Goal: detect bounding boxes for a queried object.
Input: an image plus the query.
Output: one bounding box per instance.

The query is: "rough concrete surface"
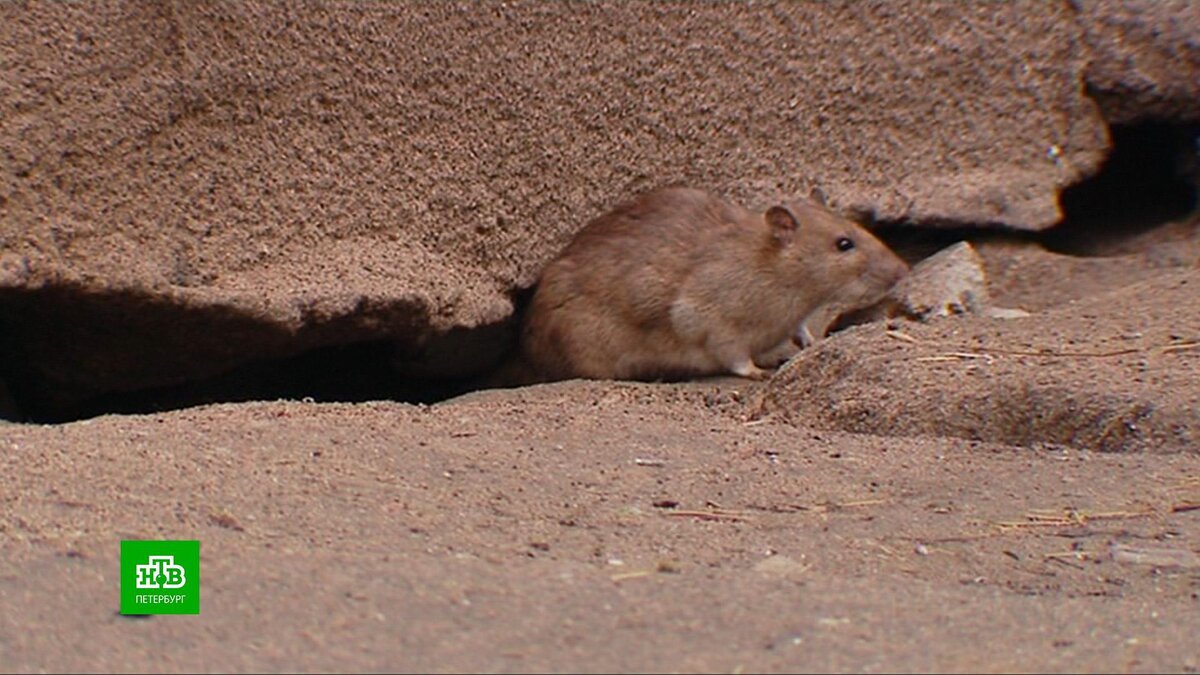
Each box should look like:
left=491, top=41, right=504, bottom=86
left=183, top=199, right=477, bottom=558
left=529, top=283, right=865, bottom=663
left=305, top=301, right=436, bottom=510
left=1080, top=0, right=1200, bottom=124
left=3, top=0, right=1197, bottom=403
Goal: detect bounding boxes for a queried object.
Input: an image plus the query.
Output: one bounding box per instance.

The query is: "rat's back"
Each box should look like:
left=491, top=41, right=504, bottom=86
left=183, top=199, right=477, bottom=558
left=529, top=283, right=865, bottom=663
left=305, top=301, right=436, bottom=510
left=521, top=188, right=749, bottom=380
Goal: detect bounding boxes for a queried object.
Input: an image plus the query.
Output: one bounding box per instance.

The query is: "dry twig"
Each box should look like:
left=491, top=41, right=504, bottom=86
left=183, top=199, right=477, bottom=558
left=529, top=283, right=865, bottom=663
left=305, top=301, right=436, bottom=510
left=995, top=507, right=1155, bottom=531
left=664, top=509, right=750, bottom=522
left=885, top=329, right=921, bottom=344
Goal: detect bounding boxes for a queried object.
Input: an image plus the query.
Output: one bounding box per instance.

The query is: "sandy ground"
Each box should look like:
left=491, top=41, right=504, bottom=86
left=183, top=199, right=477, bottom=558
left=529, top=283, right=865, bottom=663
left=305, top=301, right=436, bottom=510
left=2, top=221, right=1200, bottom=673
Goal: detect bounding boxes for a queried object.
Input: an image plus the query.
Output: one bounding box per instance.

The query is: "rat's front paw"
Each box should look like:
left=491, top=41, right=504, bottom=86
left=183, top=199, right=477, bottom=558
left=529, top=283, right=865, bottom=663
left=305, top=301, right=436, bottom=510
left=730, top=359, right=770, bottom=380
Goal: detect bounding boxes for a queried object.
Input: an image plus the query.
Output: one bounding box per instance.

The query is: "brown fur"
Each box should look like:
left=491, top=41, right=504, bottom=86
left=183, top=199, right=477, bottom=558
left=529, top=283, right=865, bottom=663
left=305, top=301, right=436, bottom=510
left=520, top=187, right=908, bottom=381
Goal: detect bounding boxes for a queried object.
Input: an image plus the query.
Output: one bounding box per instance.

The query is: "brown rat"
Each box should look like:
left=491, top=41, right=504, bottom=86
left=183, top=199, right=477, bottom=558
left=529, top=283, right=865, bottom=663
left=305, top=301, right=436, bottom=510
left=519, top=186, right=908, bottom=381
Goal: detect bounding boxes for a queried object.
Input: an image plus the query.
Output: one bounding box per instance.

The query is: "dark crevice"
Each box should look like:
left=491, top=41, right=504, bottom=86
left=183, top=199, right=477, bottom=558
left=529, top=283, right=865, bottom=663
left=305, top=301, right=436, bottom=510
left=0, top=289, right=530, bottom=424
left=871, top=222, right=1038, bottom=268
left=26, top=340, right=484, bottom=424
left=875, top=121, right=1199, bottom=261
left=1046, top=123, right=1198, bottom=255
left=2, top=326, right=522, bottom=424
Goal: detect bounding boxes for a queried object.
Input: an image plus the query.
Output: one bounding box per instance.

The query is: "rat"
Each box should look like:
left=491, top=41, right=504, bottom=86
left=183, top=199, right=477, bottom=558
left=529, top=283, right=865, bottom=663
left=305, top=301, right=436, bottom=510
left=518, top=186, right=909, bottom=382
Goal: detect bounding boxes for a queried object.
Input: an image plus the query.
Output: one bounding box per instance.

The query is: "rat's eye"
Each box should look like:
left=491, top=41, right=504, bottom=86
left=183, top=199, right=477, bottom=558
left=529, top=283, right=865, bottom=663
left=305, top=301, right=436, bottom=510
left=836, top=236, right=855, bottom=252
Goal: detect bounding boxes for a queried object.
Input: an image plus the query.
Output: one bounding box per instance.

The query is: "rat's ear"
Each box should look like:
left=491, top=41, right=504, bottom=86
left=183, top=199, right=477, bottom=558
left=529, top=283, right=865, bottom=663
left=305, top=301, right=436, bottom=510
left=808, top=187, right=828, bottom=206
left=766, top=206, right=799, bottom=246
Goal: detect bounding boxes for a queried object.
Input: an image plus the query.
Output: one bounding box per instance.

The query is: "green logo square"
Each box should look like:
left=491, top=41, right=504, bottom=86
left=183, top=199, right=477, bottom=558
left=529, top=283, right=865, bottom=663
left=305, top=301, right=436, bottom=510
left=120, top=540, right=200, bottom=615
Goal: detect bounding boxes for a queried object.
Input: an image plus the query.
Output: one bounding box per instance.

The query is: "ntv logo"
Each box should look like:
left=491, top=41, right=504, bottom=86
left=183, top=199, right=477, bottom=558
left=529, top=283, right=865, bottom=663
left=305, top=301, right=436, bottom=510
left=135, top=555, right=187, bottom=589
left=120, top=540, right=199, bottom=614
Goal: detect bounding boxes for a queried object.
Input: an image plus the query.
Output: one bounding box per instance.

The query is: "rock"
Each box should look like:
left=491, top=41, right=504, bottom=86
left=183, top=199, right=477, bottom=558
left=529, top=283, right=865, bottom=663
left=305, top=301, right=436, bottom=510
left=891, top=241, right=1030, bottom=321
left=753, top=555, right=811, bottom=580
left=894, top=242, right=990, bottom=319
left=1080, top=0, right=1200, bottom=124
left=1111, top=543, right=1200, bottom=569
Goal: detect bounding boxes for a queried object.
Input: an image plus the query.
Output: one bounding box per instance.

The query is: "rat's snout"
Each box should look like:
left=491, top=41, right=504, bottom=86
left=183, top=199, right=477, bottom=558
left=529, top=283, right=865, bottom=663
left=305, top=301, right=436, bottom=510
left=873, top=252, right=909, bottom=290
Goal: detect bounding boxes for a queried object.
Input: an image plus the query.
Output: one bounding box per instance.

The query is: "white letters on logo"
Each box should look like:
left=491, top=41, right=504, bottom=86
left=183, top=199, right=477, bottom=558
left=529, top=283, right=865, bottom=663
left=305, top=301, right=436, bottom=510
left=134, top=555, right=187, bottom=589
